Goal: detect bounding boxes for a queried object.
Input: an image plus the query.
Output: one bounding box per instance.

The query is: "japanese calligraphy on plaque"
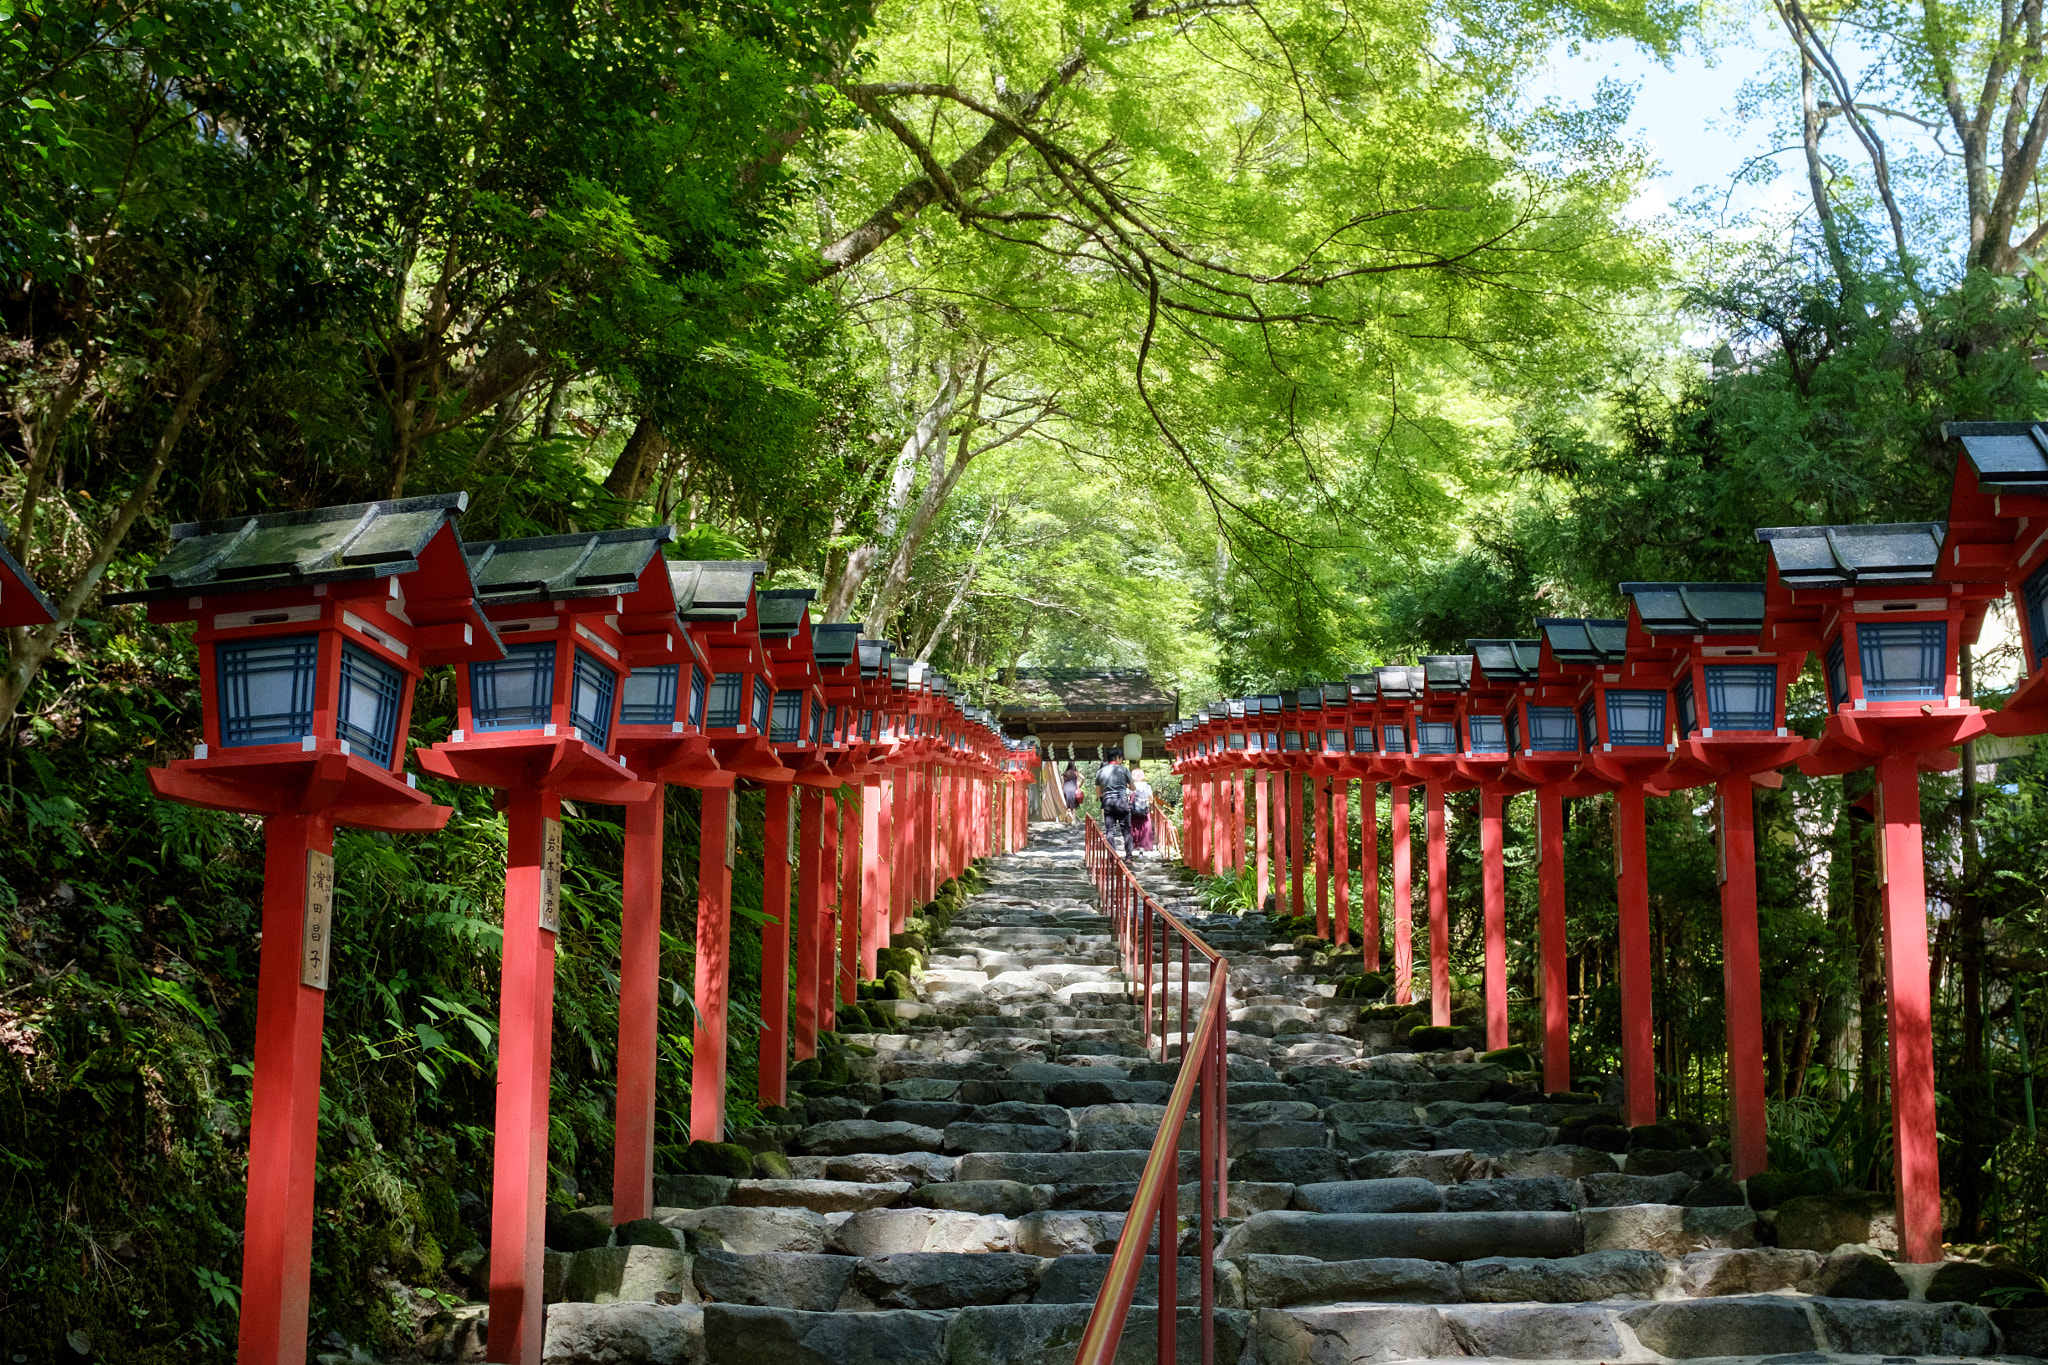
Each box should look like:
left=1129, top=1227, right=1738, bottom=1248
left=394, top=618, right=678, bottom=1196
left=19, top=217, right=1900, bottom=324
left=539, top=818, right=563, bottom=932
left=302, top=850, right=335, bottom=989
left=725, top=797, right=739, bottom=868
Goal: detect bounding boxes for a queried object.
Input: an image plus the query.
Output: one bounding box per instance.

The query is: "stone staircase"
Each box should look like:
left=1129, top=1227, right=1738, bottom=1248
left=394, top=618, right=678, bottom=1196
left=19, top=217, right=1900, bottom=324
left=456, top=823, right=2027, bottom=1365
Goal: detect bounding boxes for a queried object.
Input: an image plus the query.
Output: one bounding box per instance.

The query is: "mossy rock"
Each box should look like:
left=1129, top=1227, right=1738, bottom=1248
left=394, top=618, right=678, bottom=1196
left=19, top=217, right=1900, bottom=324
left=788, top=1057, right=823, bottom=1087
left=1273, top=1018, right=1312, bottom=1037
left=755, top=1104, right=803, bottom=1126
left=1392, top=1010, right=1430, bottom=1039
left=881, top=969, right=917, bottom=1001
left=1926, top=1261, right=2048, bottom=1308
left=1576, top=1122, right=1631, bottom=1154
left=875, top=946, right=923, bottom=979
left=1407, top=1025, right=1458, bottom=1051
left=752, top=1150, right=794, bottom=1180
left=616, top=1217, right=682, bottom=1250
left=1357, top=1002, right=1411, bottom=1022
left=844, top=1041, right=877, bottom=1057
left=1480, top=1045, right=1533, bottom=1072
left=1745, top=1165, right=1838, bottom=1210
left=1290, top=934, right=1331, bottom=955
left=683, top=1139, right=755, bottom=1180
left=1628, top=1122, right=1688, bottom=1152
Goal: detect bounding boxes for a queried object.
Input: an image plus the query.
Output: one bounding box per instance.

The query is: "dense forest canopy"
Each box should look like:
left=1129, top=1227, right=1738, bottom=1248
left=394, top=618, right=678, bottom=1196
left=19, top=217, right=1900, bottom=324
left=11, top=0, right=2048, bottom=1357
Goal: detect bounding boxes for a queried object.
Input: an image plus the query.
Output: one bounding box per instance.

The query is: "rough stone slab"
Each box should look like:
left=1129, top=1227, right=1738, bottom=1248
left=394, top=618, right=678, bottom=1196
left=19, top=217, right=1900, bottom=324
left=843, top=1252, right=1044, bottom=1310
left=652, top=1174, right=732, bottom=1209
left=1348, top=1149, right=1483, bottom=1184
left=1808, top=1297, right=1996, bottom=1355
left=1443, top=1177, right=1580, bottom=1213
left=691, top=1251, right=856, bottom=1312
left=829, top=1208, right=1017, bottom=1256
left=1671, top=1247, right=1820, bottom=1298
left=1232, top=1255, right=1459, bottom=1308
left=541, top=1301, right=703, bottom=1364
left=1012, top=1208, right=1130, bottom=1256
left=1621, top=1296, right=1818, bottom=1358
left=823, top=1153, right=957, bottom=1186
left=1289, top=1178, right=1444, bottom=1214
left=1231, top=1147, right=1350, bottom=1186
left=729, top=1180, right=911, bottom=1214
left=907, top=1180, right=1045, bottom=1218
left=1248, top=1304, right=1462, bottom=1364
left=1217, top=1210, right=1582, bottom=1263
left=1033, top=1253, right=1246, bottom=1308
left=943, top=1122, right=1070, bottom=1154
left=960, top=1149, right=1193, bottom=1184
left=1581, top=1203, right=1757, bottom=1256
left=559, top=1246, right=697, bottom=1304
left=1580, top=1170, right=1694, bottom=1208
left=658, top=1206, right=828, bottom=1255
left=1440, top=1118, right=1552, bottom=1154
left=797, top=1120, right=945, bottom=1157
left=1769, top=1191, right=1900, bottom=1254
left=1457, top=1249, right=1665, bottom=1303
left=1231, top=1120, right=1331, bottom=1155
left=701, top=1303, right=949, bottom=1365
left=1323, top=1100, right=1426, bottom=1126
left=945, top=1303, right=1251, bottom=1365
left=1440, top=1302, right=1624, bottom=1359
left=1494, top=1146, right=1616, bottom=1180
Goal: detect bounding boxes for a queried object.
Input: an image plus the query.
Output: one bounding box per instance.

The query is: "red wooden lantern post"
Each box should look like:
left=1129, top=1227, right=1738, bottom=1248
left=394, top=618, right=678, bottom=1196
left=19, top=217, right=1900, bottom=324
left=1279, top=690, right=1307, bottom=915
left=1315, top=684, right=1354, bottom=946
left=415, top=527, right=672, bottom=1365
left=1338, top=674, right=1383, bottom=970
left=1292, top=686, right=1332, bottom=932
left=1368, top=665, right=1424, bottom=1004
left=1502, top=640, right=1609, bottom=1095
left=1616, top=579, right=1816, bottom=1181
left=1245, top=694, right=1276, bottom=905
left=607, top=559, right=746, bottom=1224
left=803, top=623, right=868, bottom=1045
left=1946, top=423, right=2048, bottom=739
left=1411, top=658, right=1479, bottom=1027
left=113, top=496, right=495, bottom=1365
left=758, top=589, right=841, bottom=1106
left=1458, top=640, right=1540, bottom=1054
left=1536, top=617, right=1673, bottom=1128
left=1756, top=523, right=1996, bottom=1260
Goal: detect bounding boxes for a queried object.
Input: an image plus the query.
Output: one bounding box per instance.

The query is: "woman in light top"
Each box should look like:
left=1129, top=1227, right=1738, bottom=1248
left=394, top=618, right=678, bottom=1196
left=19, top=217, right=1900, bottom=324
left=1128, top=761, right=1155, bottom=854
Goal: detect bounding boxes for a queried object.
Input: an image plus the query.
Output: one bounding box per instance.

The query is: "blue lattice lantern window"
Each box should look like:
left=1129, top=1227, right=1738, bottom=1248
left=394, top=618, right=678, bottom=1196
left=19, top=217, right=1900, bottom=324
left=1603, top=689, right=1668, bottom=748
left=1525, top=705, right=1580, bottom=752
left=1705, top=663, right=1779, bottom=730
left=1415, top=721, right=1458, bottom=755
left=1466, top=712, right=1509, bottom=754
left=461, top=634, right=625, bottom=748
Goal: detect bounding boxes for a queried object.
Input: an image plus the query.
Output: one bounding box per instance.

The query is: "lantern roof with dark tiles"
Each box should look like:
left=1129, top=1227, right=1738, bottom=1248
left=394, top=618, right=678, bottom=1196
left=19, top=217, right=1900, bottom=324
left=1375, top=664, right=1424, bottom=698
left=1754, top=522, right=1944, bottom=586
left=813, top=623, right=861, bottom=668
left=1347, top=672, right=1379, bottom=701
left=1619, top=582, right=1766, bottom=634
left=890, top=658, right=912, bottom=686
left=1468, top=639, right=1542, bottom=682
left=671, top=560, right=765, bottom=620
left=114, top=493, right=477, bottom=603
left=1536, top=617, right=1628, bottom=664
left=1256, top=693, right=1283, bottom=715
left=1944, top=421, right=2048, bottom=492
left=1321, top=682, right=1348, bottom=707
left=755, top=588, right=816, bottom=639
left=465, top=526, right=677, bottom=606
left=0, top=526, right=56, bottom=627
left=1422, top=655, right=1473, bottom=692
left=858, top=638, right=891, bottom=678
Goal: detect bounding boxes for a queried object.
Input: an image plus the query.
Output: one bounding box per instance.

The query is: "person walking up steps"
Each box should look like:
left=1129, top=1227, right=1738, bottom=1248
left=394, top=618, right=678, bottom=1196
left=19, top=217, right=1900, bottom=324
left=1128, top=760, right=1155, bottom=856
left=1096, top=751, right=1134, bottom=857
left=1062, top=761, right=1081, bottom=813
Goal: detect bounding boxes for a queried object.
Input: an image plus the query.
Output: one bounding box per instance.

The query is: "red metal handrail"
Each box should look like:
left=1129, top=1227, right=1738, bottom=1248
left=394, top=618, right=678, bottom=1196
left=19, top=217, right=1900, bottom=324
left=1074, top=817, right=1230, bottom=1365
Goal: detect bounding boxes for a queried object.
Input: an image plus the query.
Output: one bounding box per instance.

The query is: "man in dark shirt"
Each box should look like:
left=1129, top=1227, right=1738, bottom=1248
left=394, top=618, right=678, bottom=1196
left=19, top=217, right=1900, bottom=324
left=1095, top=755, right=1134, bottom=856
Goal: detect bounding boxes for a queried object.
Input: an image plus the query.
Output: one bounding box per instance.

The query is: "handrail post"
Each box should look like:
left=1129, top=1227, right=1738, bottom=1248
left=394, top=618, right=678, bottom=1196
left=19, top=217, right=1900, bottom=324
left=1159, top=1143, right=1178, bottom=1365
left=1199, top=996, right=1217, bottom=1365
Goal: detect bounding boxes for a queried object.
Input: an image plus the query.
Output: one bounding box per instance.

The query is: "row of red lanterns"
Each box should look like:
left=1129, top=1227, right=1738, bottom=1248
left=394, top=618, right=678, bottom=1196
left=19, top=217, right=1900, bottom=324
left=1165, top=421, right=2048, bottom=1268
left=0, top=494, right=1041, bottom=1365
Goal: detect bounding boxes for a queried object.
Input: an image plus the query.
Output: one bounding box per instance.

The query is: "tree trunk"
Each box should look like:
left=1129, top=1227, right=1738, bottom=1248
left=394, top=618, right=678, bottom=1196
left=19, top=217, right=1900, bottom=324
left=1, top=358, right=225, bottom=720
left=604, top=414, right=669, bottom=506
left=820, top=365, right=964, bottom=623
